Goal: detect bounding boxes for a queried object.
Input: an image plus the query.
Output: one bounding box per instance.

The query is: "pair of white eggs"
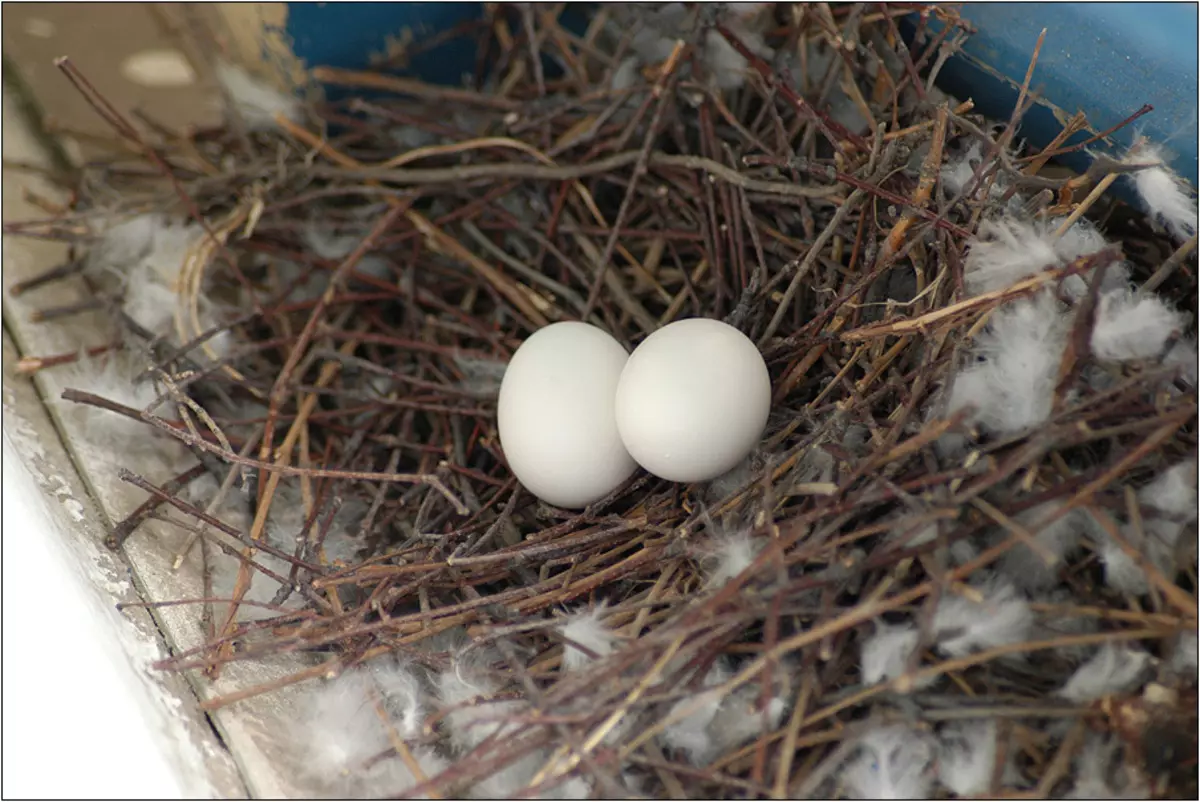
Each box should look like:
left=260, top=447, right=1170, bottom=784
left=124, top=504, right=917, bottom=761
left=497, top=318, right=772, bottom=508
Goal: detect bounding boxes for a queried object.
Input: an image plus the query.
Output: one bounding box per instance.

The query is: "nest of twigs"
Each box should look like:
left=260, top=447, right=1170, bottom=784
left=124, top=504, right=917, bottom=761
left=6, top=3, right=1197, bottom=799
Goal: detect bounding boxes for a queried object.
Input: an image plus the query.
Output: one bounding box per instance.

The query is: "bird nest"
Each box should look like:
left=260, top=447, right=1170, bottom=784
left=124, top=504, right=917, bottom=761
left=6, top=3, right=1196, bottom=798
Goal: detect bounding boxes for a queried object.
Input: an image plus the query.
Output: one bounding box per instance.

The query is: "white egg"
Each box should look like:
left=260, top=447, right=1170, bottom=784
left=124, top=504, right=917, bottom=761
left=498, top=322, right=639, bottom=508
left=615, top=318, right=771, bottom=483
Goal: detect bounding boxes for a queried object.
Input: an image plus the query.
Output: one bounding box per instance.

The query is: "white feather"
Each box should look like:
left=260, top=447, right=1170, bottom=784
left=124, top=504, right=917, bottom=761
left=1057, top=643, right=1154, bottom=702
left=103, top=215, right=239, bottom=362
left=208, top=549, right=297, bottom=622
left=301, top=225, right=391, bottom=279
left=702, top=23, right=773, bottom=91
left=1098, top=463, right=1195, bottom=595
left=996, top=501, right=1084, bottom=591
left=709, top=686, right=787, bottom=755
left=559, top=605, right=619, bottom=672
left=941, top=140, right=998, bottom=199
left=1052, top=218, right=1131, bottom=300
left=610, top=56, right=642, bottom=92
left=888, top=515, right=979, bottom=565
left=437, top=663, right=550, bottom=799
left=1168, top=630, right=1197, bottom=675
left=799, top=41, right=871, bottom=134
left=90, top=213, right=197, bottom=283
left=137, top=218, right=201, bottom=286
left=842, top=725, right=935, bottom=800
left=88, top=213, right=199, bottom=335
left=88, top=214, right=162, bottom=269
left=933, top=576, right=1033, bottom=658
left=705, top=531, right=763, bottom=587
left=707, top=665, right=792, bottom=758
left=860, top=623, right=934, bottom=689
left=1126, top=140, right=1198, bottom=241
left=369, top=658, right=427, bottom=740
left=356, top=749, right=449, bottom=801
left=121, top=266, right=180, bottom=335
left=437, top=664, right=520, bottom=751
left=295, top=662, right=441, bottom=798
left=1139, top=458, right=1198, bottom=521
left=214, top=61, right=302, bottom=131
left=946, top=294, right=1070, bottom=435
left=62, top=351, right=161, bottom=437
left=963, top=218, right=1060, bottom=296
left=706, top=454, right=757, bottom=503
left=726, top=2, right=772, bottom=16
left=1164, top=337, right=1198, bottom=386
left=937, top=720, right=999, bottom=796
left=624, top=4, right=774, bottom=93
left=1090, top=289, right=1186, bottom=362
left=297, top=672, right=384, bottom=781
left=888, top=516, right=940, bottom=549
left=1052, top=217, right=1110, bottom=264
left=661, top=661, right=730, bottom=766
left=455, top=353, right=508, bottom=399
left=1066, top=733, right=1151, bottom=799
left=1098, top=532, right=1156, bottom=597
left=628, top=7, right=684, bottom=65
left=963, top=217, right=1126, bottom=300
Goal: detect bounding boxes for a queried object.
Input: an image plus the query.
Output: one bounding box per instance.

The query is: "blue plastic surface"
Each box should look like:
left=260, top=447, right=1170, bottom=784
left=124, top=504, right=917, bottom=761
left=285, top=2, right=482, bottom=89
left=282, top=2, right=1198, bottom=188
left=920, top=3, right=1198, bottom=188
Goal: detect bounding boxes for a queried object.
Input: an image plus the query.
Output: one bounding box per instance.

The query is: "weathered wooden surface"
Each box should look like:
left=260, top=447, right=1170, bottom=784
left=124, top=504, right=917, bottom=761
left=3, top=329, right=248, bottom=799
left=2, top=76, right=319, bottom=797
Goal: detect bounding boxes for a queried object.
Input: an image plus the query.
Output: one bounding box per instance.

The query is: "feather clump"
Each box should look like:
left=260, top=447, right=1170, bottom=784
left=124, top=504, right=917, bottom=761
left=860, top=623, right=925, bottom=688
left=90, top=212, right=237, bottom=360
left=1124, top=138, right=1198, bottom=241
left=1098, top=459, right=1197, bottom=595
left=1169, top=630, right=1198, bottom=675
left=704, top=530, right=764, bottom=587
left=933, top=577, right=1034, bottom=658
left=962, top=218, right=1060, bottom=296
left=57, top=348, right=201, bottom=472
left=944, top=294, right=1069, bottom=436
left=661, top=661, right=732, bottom=766
left=618, top=3, right=774, bottom=93
left=91, top=213, right=197, bottom=329
left=707, top=681, right=788, bottom=759
left=962, top=217, right=1125, bottom=300
left=302, top=225, right=392, bottom=279
left=1065, top=733, right=1151, bottom=799
left=995, top=501, right=1090, bottom=591
left=437, top=659, right=588, bottom=799
left=558, top=605, right=619, bottom=672
left=1090, top=289, right=1186, bottom=363
left=658, top=656, right=789, bottom=767
left=860, top=577, right=1033, bottom=688
left=842, top=725, right=935, bottom=800
left=61, top=351, right=161, bottom=442
left=214, top=61, right=303, bottom=131
left=293, top=660, right=447, bottom=799
left=936, top=720, right=1000, bottom=796
left=941, top=140, right=1005, bottom=201
left=1139, top=458, right=1199, bottom=521
left=454, top=352, right=509, bottom=399
left=1057, top=643, right=1154, bottom=703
